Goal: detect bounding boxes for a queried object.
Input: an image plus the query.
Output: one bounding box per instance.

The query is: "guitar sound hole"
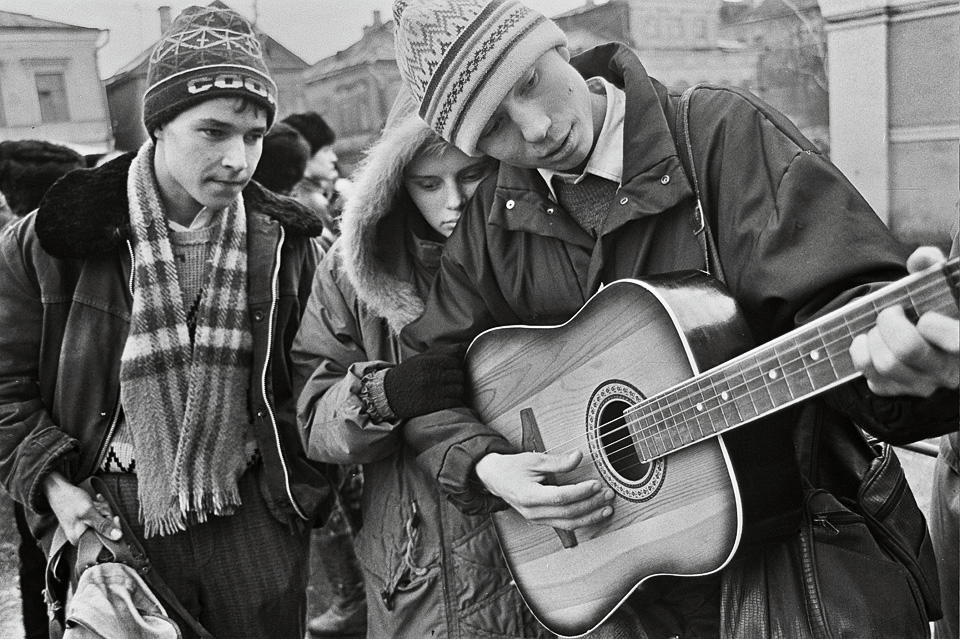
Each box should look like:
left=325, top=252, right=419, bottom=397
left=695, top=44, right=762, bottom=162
left=598, top=400, right=649, bottom=482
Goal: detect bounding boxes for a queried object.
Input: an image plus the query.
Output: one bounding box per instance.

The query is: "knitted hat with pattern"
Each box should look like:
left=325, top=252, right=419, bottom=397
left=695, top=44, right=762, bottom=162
left=143, top=5, right=277, bottom=135
left=392, top=0, right=567, bottom=156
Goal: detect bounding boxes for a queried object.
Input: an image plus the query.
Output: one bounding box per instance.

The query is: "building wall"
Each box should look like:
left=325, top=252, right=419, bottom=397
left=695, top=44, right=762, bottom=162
left=630, top=0, right=722, bottom=49
left=107, top=76, right=147, bottom=151
left=0, top=28, right=112, bottom=149
left=304, top=61, right=402, bottom=173
left=886, top=8, right=959, bottom=248
left=822, top=0, right=958, bottom=249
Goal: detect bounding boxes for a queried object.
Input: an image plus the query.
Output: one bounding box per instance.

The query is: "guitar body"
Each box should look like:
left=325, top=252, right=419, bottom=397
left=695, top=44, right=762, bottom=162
left=465, top=272, right=757, bottom=637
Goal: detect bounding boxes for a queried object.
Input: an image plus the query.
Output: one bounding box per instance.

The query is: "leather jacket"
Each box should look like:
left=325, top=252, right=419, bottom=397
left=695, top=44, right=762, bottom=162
left=0, top=153, right=332, bottom=539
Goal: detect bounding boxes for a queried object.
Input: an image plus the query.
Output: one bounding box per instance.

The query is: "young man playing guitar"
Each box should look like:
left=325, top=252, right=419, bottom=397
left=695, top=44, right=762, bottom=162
left=389, top=1, right=959, bottom=636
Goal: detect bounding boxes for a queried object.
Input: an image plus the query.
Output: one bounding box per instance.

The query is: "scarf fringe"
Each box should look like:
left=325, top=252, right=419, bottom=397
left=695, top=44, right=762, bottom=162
left=142, top=487, right=244, bottom=539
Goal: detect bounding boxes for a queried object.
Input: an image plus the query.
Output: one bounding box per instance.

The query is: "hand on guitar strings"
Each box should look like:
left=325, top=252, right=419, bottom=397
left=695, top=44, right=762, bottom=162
left=474, top=449, right=615, bottom=530
left=850, top=246, right=959, bottom=397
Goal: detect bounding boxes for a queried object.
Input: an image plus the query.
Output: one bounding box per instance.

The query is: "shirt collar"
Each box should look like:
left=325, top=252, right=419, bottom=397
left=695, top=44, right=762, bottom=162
left=168, top=205, right=220, bottom=232
left=539, top=76, right=626, bottom=201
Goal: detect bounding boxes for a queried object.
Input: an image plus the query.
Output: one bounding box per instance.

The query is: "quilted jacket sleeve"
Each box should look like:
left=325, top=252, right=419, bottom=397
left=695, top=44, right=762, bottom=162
left=292, top=250, right=404, bottom=465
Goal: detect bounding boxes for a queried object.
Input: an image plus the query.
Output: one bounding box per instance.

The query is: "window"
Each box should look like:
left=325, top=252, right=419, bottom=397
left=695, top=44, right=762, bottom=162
left=36, top=73, right=69, bottom=123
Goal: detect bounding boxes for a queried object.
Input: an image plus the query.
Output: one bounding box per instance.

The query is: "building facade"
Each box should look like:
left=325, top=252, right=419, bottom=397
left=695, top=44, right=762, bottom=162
left=0, top=11, right=112, bottom=152
left=302, top=11, right=400, bottom=172
left=821, top=0, right=958, bottom=249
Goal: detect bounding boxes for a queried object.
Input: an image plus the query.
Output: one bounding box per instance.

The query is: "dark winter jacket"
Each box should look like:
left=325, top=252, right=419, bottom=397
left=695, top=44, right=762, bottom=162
left=291, top=101, right=548, bottom=638
left=395, top=42, right=958, bottom=638
left=400, top=44, right=958, bottom=518
left=0, top=152, right=332, bottom=541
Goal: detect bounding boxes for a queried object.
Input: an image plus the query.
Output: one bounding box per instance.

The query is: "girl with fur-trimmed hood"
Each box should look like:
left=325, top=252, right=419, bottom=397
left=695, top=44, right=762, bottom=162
left=291, top=94, right=550, bottom=637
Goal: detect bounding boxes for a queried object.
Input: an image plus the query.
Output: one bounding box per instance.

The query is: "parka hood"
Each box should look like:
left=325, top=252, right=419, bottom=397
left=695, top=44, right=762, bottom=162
left=339, top=92, right=441, bottom=333
left=34, top=151, right=327, bottom=260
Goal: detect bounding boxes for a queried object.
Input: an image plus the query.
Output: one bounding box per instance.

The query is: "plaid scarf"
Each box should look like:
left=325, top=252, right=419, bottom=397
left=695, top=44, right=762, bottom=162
left=120, top=141, right=252, bottom=538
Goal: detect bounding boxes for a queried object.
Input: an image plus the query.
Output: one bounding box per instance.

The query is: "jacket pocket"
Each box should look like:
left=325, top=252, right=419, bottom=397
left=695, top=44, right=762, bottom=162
left=799, top=489, right=929, bottom=639
left=721, top=488, right=931, bottom=639
left=372, top=500, right=435, bottom=611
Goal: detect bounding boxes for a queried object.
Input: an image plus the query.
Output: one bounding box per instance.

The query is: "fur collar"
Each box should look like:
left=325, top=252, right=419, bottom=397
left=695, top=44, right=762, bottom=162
left=36, top=152, right=326, bottom=259
left=339, top=97, right=441, bottom=333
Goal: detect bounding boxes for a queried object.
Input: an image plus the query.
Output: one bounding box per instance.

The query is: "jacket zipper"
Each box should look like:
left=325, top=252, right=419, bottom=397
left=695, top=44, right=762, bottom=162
left=92, top=240, right=136, bottom=470
left=261, top=225, right=308, bottom=520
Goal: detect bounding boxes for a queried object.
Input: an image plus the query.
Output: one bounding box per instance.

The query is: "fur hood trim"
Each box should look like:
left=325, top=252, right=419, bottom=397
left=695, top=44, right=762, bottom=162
left=36, top=151, right=326, bottom=259
left=339, top=95, right=438, bottom=333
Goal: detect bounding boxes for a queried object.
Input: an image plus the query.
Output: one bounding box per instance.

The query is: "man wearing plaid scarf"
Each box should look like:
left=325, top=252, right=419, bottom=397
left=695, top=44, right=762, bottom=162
left=0, top=6, right=331, bottom=638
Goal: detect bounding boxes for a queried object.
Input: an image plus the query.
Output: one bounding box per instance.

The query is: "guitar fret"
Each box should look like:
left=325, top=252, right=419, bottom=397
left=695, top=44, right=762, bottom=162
left=763, top=352, right=793, bottom=405
left=806, top=324, right=841, bottom=388
left=729, top=359, right=759, bottom=423
left=662, top=393, right=679, bottom=449
left=676, top=392, right=698, bottom=446
left=740, top=352, right=776, bottom=415
left=819, top=318, right=858, bottom=379
left=632, top=411, right=654, bottom=461
left=689, top=378, right=711, bottom=439
left=652, top=396, right=669, bottom=456
left=774, top=336, right=813, bottom=399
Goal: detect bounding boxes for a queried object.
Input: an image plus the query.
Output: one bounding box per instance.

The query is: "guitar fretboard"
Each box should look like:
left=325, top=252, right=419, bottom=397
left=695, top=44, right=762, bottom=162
left=628, top=259, right=959, bottom=461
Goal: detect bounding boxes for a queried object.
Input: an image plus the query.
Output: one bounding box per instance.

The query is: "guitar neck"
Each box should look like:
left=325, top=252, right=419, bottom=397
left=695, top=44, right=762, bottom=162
left=630, top=258, right=960, bottom=461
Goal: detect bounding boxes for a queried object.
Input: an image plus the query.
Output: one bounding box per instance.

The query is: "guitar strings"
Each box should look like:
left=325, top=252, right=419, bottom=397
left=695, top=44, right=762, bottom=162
left=562, top=295, right=956, bottom=482
left=542, top=278, right=953, bottom=461
left=535, top=284, right=955, bottom=484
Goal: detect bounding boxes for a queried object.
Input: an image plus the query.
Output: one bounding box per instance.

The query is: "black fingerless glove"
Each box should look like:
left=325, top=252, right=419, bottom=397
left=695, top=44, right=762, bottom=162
left=382, top=344, right=466, bottom=419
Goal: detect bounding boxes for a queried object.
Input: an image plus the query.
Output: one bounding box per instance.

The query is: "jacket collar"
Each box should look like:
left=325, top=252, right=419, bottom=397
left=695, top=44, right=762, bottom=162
left=35, top=152, right=326, bottom=260
left=487, top=44, right=694, bottom=238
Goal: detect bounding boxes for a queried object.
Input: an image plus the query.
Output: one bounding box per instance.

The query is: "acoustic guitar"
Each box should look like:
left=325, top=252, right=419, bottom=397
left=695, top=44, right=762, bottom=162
left=464, top=257, right=959, bottom=638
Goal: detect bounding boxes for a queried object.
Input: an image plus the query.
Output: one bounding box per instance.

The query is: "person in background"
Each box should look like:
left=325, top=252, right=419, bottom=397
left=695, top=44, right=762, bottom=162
left=253, top=121, right=312, bottom=196
left=0, top=138, right=85, bottom=639
left=0, top=7, right=331, bottom=638
left=931, top=223, right=959, bottom=639
left=291, top=92, right=550, bottom=637
left=281, top=110, right=366, bottom=636
left=0, top=191, right=13, bottom=229
left=0, top=140, right=85, bottom=219
left=388, top=0, right=959, bottom=637
left=283, top=111, right=347, bottom=252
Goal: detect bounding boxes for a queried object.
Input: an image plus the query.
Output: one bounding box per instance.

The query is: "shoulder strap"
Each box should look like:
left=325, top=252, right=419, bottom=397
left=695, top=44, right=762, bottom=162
left=85, top=476, right=218, bottom=639
left=675, top=85, right=726, bottom=285
left=44, top=477, right=217, bottom=639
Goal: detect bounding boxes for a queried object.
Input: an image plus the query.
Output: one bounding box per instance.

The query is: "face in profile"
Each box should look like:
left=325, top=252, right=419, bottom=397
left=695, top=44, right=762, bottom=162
left=476, top=47, right=602, bottom=173
left=404, top=144, right=497, bottom=238
left=153, top=97, right=266, bottom=216
left=306, top=145, right=339, bottom=184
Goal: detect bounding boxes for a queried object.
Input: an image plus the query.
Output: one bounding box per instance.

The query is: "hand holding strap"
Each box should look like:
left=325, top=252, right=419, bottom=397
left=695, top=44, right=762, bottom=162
left=44, top=477, right=217, bottom=639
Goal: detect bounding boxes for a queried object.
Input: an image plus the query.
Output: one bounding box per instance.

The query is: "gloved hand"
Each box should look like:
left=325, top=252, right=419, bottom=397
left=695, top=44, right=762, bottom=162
left=383, top=344, right=466, bottom=419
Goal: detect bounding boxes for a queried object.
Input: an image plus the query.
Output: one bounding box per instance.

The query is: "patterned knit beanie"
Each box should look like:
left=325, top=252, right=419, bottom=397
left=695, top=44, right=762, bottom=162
left=392, top=0, right=567, bottom=156
left=143, top=5, right=277, bottom=136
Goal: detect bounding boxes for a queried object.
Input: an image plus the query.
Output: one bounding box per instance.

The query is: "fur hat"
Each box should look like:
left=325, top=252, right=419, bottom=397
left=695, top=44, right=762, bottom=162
left=142, top=5, right=277, bottom=135
left=392, top=0, right=566, bottom=156
left=0, top=140, right=84, bottom=217
left=281, top=112, right=336, bottom=154
left=253, top=122, right=311, bottom=195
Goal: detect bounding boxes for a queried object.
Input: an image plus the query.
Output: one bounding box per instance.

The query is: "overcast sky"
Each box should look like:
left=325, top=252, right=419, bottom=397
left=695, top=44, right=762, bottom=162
left=2, top=0, right=595, bottom=78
